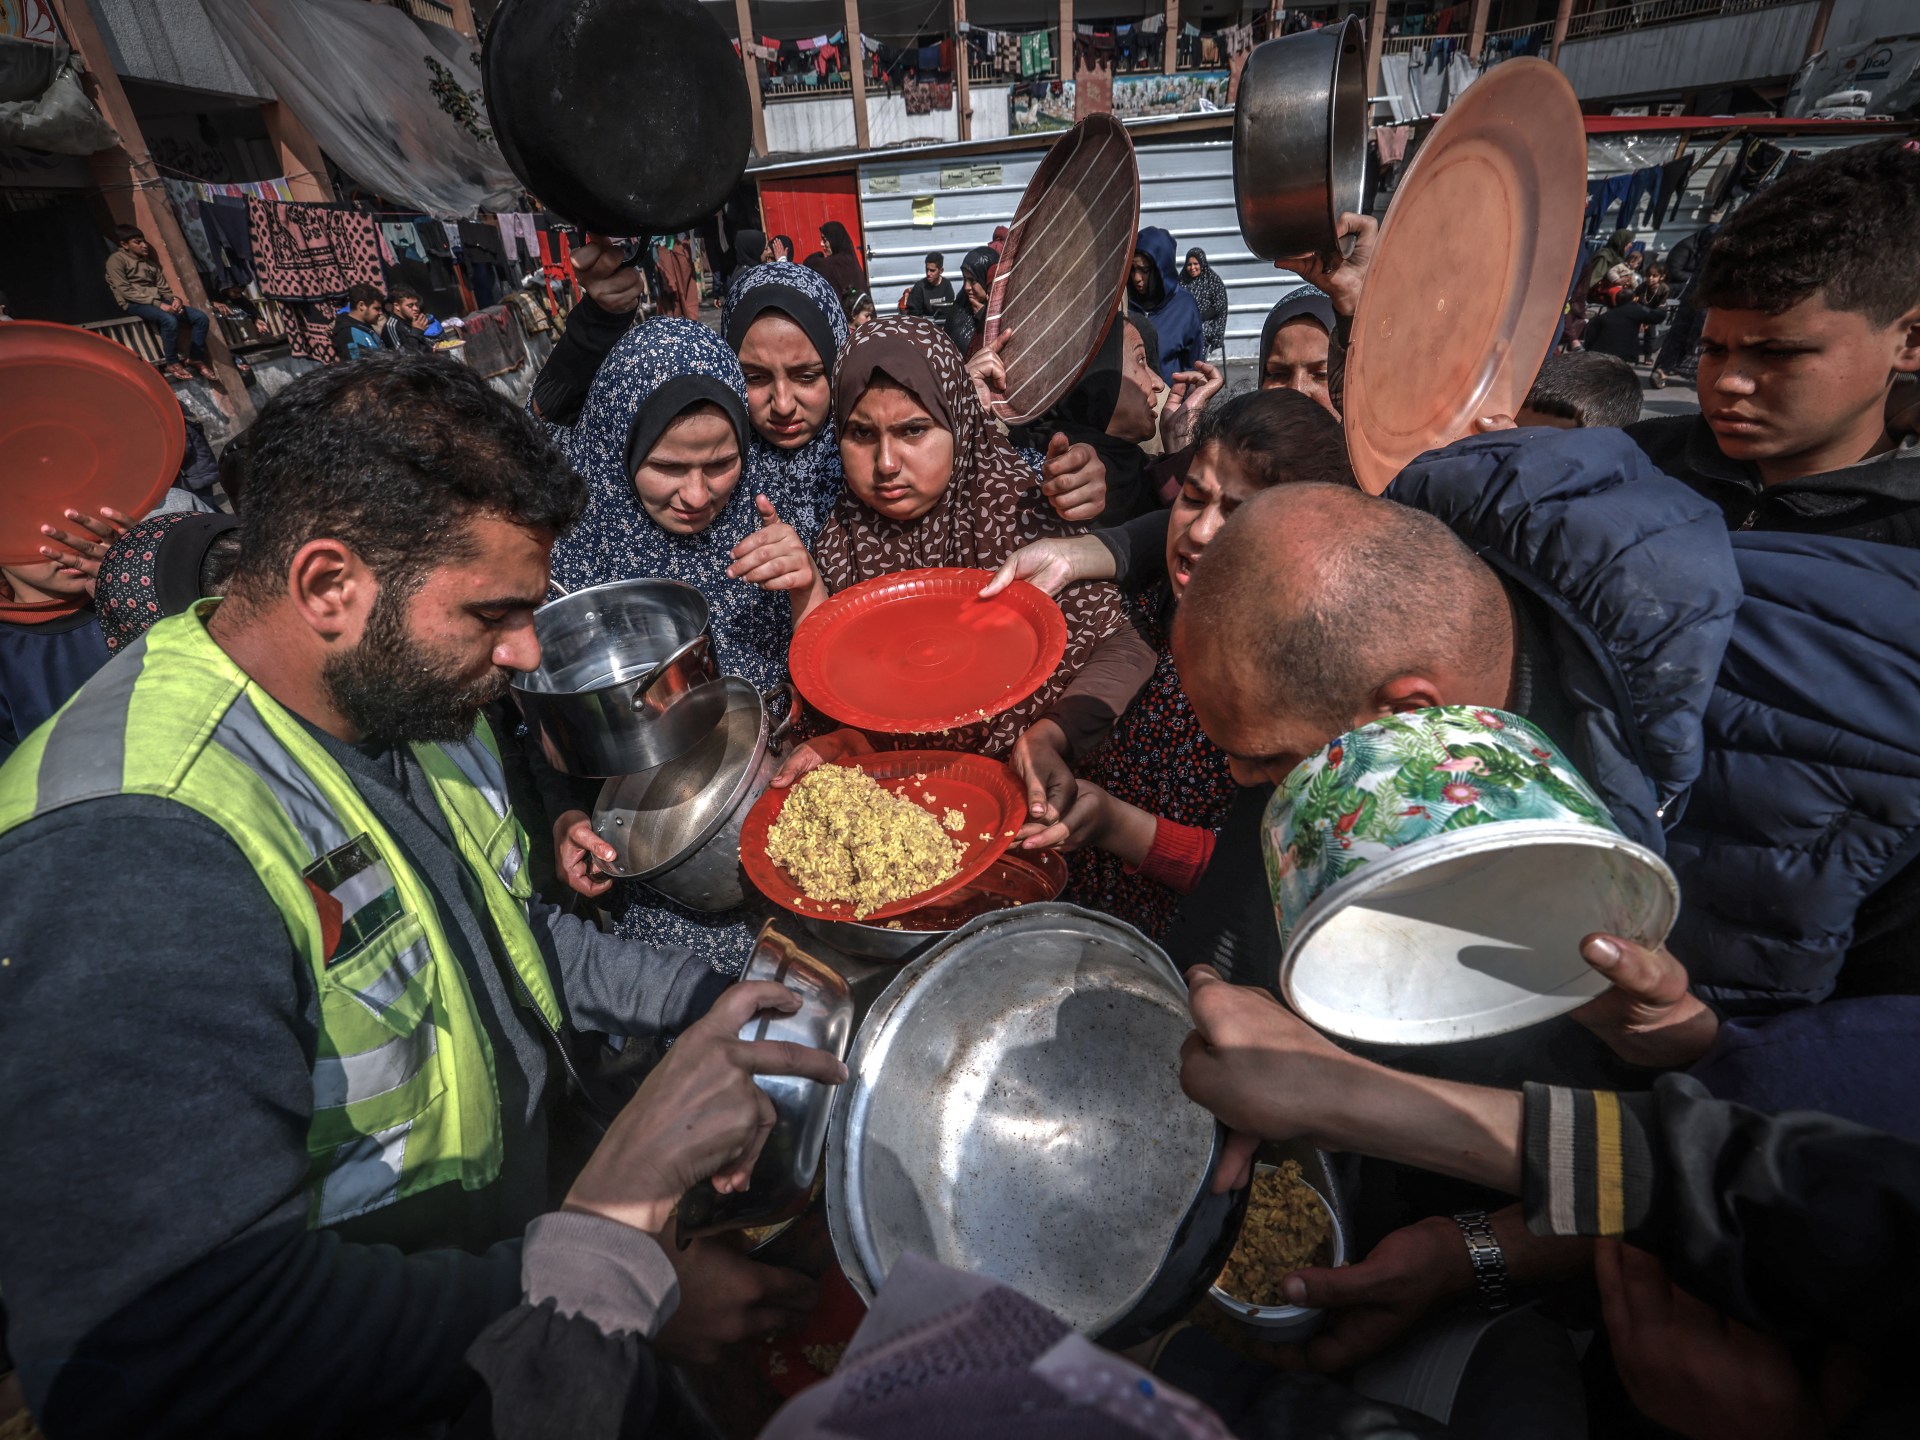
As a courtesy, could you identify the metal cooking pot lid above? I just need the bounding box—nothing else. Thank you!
[1343,59,1587,494]
[827,903,1219,1332]
[591,677,766,879]
[483,0,751,236]
[981,115,1140,425]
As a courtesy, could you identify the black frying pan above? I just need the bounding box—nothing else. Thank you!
[484,0,752,236]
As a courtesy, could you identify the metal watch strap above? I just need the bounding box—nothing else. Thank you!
[1451,1209,1511,1313]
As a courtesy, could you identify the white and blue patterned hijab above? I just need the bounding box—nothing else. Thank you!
[549,317,791,693]
[720,261,849,547]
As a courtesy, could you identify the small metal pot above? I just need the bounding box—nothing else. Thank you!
[512,578,725,777]
[1233,17,1369,262]
[1208,1149,1348,1343]
[677,922,855,1242]
[800,848,1068,962]
[590,679,796,913]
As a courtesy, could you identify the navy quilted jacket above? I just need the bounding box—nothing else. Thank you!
[1391,428,1920,1012]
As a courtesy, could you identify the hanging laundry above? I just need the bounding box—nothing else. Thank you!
[1019,29,1052,78]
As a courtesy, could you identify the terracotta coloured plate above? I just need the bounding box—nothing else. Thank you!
[739,749,1027,922]
[787,568,1068,734]
[981,114,1140,425]
[0,322,184,565]
[1343,59,1588,495]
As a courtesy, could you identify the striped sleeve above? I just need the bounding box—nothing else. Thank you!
[1521,1083,1657,1238]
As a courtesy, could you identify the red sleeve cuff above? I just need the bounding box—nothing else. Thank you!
[1134,819,1216,893]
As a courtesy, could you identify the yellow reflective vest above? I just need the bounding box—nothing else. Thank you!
[0,602,564,1227]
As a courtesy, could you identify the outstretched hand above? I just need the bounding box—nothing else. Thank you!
[571,234,645,315]
[1275,212,1378,319]
[1038,429,1107,522]
[979,534,1115,599]
[728,496,819,593]
[1569,932,1718,1070]
[39,506,132,594]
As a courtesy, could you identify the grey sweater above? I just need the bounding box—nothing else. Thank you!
[0,722,728,1438]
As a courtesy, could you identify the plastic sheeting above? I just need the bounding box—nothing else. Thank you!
[0,53,119,155]
[202,0,516,219]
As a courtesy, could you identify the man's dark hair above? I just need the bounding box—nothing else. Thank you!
[1698,138,1920,324]
[1190,387,1357,489]
[1525,352,1642,428]
[224,353,586,605]
[925,252,944,267]
[387,285,421,306]
[112,224,145,246]
[345,282,385,310]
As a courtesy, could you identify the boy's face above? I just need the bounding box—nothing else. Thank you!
[2,560,92,604]
[1698,292,1920,482]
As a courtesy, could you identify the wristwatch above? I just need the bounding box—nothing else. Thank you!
[1450,1209,1511,1313]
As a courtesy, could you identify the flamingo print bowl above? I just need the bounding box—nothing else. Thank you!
[1263,706,1678,1046]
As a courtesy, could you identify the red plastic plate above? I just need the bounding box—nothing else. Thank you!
[0,322,185,564]
[739,749,1027,922]
[788,568,1069,734]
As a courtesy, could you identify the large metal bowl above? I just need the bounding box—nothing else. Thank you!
[512,577,724,777]
[591,679,795,913]
[828,903,1243,1346]
[1233,18,1369,262]
[799,847,1068,961]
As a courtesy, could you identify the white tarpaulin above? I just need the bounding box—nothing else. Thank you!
[1786,35,1920,118]
[203,0,517,217]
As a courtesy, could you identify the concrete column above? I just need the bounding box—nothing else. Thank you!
[1467,0,1491,57]
[1548,0,1573,64]
[1803,0,1836,61]
[1366,0,1387,98]
[1163,0,1179,75]
[261,102,333,204]
[446,0,478,41]
[734,0,769,157]
[954,0,972,140]
[844,0,871,151]
[47,0,252,421]
[1059,0,1073,79]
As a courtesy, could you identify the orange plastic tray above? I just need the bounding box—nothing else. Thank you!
[739,749,1027,923]
[787,568,1068,734]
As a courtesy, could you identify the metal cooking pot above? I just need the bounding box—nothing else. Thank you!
[678,922,854,1241]
[800,848,1067,962]
[1233,17,1369,262]
[589,678,796,913]
[512,578,724,778]
[828,903,1245,1348]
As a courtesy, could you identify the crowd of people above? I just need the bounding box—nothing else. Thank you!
[1,134,1918,1440]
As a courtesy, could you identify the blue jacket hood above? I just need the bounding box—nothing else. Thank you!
[1135,227,1181,294]
[1129,227,1205,380]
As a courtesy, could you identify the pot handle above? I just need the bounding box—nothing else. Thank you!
[629,632,713,710]
[763,681,800,744]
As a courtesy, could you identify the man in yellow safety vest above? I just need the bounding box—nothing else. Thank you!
[0,354,832,1435]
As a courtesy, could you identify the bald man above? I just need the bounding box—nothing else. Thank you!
[1170,427,1920,1024]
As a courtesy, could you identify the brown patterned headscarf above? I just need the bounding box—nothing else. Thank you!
[815,314,1136,756]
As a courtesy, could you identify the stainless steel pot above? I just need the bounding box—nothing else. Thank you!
[799,848,1068,962]
[512,578,724,777]
[1233,17,1369,262]
[589,678,796,913]
[678,922,855,1241]
[828,903,1245,1347]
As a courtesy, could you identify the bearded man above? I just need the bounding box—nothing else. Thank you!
[0,355,811,1436]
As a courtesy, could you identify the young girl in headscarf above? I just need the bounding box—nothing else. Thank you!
[1256,286,1338,415]
[739,314,1156,826]
[542,318,800,970]
[816,220,870,316]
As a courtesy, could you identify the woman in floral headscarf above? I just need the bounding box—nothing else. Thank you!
[739,314,1156,826]
[542,317,796,971]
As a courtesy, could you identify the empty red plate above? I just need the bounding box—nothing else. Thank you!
[788,568,1069,734]
[0,322,185,565]
[739,749,1026,922]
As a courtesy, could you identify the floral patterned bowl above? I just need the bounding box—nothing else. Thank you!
[1262,706,1678,1045]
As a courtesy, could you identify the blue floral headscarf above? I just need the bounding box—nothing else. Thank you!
[549,316,791,695]
[720,262,849,546]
